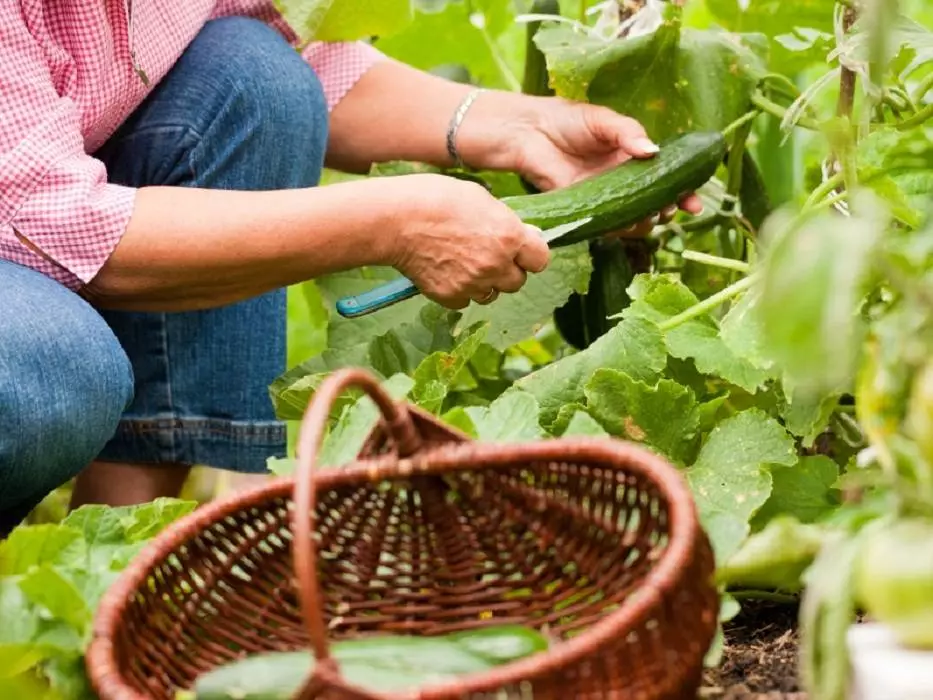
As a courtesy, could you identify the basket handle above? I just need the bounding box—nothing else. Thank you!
[290,368,423,666]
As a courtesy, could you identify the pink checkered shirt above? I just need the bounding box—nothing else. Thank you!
[1,1,383,291]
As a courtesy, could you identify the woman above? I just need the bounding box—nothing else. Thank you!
[0,1,702,534]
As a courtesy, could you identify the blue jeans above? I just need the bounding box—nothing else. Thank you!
[0,17,329,534]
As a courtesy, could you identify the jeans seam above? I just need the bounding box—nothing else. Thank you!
[116,417,284,438]
[159,313,179,462]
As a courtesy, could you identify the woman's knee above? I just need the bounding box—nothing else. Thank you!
[0,263,134,514]
[186,16,330,188]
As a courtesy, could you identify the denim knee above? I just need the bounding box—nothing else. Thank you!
[185,16,330,189]
[0,261,134,522]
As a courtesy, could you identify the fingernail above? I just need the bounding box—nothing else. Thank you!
[634,137,659,154]
[663,204,677,218]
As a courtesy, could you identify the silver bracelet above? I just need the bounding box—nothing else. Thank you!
[446,88,486,169]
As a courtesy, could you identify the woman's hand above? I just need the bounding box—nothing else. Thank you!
[457,92,705,237]
[385,174,551,309]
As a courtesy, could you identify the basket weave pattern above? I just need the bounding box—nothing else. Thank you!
[88,369,718,700]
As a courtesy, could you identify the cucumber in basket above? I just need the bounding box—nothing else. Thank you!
[187,625,550,699]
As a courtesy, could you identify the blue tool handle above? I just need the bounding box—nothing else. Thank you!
[335,276,421,318]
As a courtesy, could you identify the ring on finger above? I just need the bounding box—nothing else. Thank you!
[477,288,498,304]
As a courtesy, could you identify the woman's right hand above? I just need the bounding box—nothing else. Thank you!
[386,174,551,309]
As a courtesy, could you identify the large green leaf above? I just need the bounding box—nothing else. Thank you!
[585,369,700,466]
[535,11,767,139]
[271,247,592,419]
[623,274,770,392]
[0,501,194,692]
[374,0,522,89]
[686,409,797,563]
[463,391,545,442]
[755,194,889,396]
[752,455,841,528]
[514,316,667,429]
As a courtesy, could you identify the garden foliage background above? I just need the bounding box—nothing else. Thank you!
[3,1,933,698]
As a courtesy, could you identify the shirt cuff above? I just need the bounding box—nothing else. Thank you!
[4,160,136,291]
[301,41,386,112]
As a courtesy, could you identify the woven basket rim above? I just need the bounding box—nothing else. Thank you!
[87,437,702,700]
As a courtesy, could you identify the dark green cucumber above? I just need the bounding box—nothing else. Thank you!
[502,131,727,247]
[554,239,635,350]
[738,151,772,230]
[192,627,550,700]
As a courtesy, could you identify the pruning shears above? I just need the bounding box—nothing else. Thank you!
[335,217,593,319]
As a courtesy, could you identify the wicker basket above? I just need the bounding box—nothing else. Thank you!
[87,368,719,700]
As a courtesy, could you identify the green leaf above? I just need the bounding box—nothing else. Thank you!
[779,386,840,445]
[720,288,775,375]
[772,28,834,74]
[755,193,890,396]
[0,526,83,575]
[317,373,416,468]
[800,533,863,700]
[464,391,544,442]
[561,410,608,437]
[624,274,771,392]
[287,282,328,369]
[514,316,667,429]
[585,369,699,465]
[411,323,488,412]
[274,0,413,42]
[705,0,836,37]
[456,244,592,350]
[752,455,841,528]
[718,515,827,592]
[858,127,933,227]
[18,566,91,633]
[536,12,767,139]
[374,0,522,90]
[686,409,797,563]
[272,247,592,420]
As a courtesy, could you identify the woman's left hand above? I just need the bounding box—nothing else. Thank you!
[457,92,705,238]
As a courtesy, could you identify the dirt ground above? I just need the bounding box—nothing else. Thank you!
[700,601,806,700]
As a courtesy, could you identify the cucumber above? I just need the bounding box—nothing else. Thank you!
[554,239,635,349]
[502,131,727,247]
[738,151,772,230]
[192,627,550,700]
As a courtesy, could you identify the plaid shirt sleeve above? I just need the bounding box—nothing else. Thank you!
[0,1,383,291]
[0,10,137,291]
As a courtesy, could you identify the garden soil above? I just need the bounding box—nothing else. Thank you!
[700,601,806,700]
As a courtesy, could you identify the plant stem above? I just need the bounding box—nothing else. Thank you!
[657,274,757,331]
[730,590,799,604]
[836,6,858,118]
[722,110,760,139]
[803,171,845,210]
[820,191,849,210]
[682,250,751,273]
[579,0,587,22]
[897,102,933,130]
[913,72,933,103]
[750,92,820,131]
